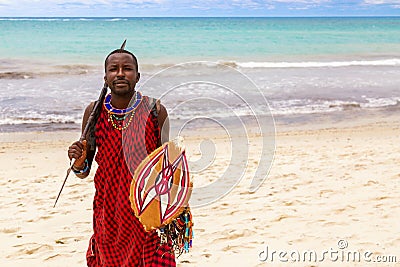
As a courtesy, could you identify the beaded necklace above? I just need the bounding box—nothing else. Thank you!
[104,91,142,115]
[104,91,142,130]
[108,112,134,131]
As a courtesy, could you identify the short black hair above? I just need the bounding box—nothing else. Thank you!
[104,49,139,72]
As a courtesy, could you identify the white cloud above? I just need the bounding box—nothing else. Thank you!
[362,0,400,9]
[1,0,400,15]
[1,0,399,8]
[0,0,166,14]
[272,0,330,2]
[169,0,330,10]
[289,6,310,9]
[0,0,164,6]
[363,0,400,3]
[48,0,163,3]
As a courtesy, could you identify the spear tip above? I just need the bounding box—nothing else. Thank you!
[120,39,127,50]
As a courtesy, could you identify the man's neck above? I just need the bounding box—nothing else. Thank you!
[110,91,135,109]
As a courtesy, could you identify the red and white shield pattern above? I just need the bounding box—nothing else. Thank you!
[130,142,191,230]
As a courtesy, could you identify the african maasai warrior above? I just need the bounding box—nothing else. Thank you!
[67,46,175,266]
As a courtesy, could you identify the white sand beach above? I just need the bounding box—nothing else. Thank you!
[0,112,399,266]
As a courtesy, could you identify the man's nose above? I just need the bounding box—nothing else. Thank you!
[117,67,125,77]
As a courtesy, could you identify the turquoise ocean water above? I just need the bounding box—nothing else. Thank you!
[0,17,400,131]
[2,17,400,63]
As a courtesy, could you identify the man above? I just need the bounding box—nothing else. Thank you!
[68,46,174,266]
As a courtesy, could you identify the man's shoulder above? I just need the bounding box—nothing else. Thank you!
[143,95,162,114]
[87,101,96,110]
[84,101,96,116]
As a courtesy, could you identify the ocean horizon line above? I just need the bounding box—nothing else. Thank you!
[1,16,400,19]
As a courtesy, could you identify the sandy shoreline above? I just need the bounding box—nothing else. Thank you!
[1,112,399,266]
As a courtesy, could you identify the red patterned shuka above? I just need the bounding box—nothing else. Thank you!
[86,95,176,267]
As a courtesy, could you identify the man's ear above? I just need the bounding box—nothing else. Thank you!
[137,72,140,82]
[104,75,111,88]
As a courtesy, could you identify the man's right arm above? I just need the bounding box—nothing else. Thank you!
[67,102,96,179]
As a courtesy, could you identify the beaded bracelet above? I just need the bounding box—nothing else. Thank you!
[72,159,89,174]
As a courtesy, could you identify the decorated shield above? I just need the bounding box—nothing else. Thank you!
[130,140,192,231]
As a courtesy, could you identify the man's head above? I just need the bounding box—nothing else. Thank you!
[104,49,140,97]
[104,49,138,72]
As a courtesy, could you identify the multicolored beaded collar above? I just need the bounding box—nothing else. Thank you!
[104,91,143,115]
[108,112,134,131]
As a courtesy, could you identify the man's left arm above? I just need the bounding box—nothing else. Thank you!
[157,102,169,144]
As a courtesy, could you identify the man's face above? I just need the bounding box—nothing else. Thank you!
[104,53,140,97]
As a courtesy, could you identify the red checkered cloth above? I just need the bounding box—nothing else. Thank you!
[86,96,176,267]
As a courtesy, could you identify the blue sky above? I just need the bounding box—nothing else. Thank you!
[0,0,399,17]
